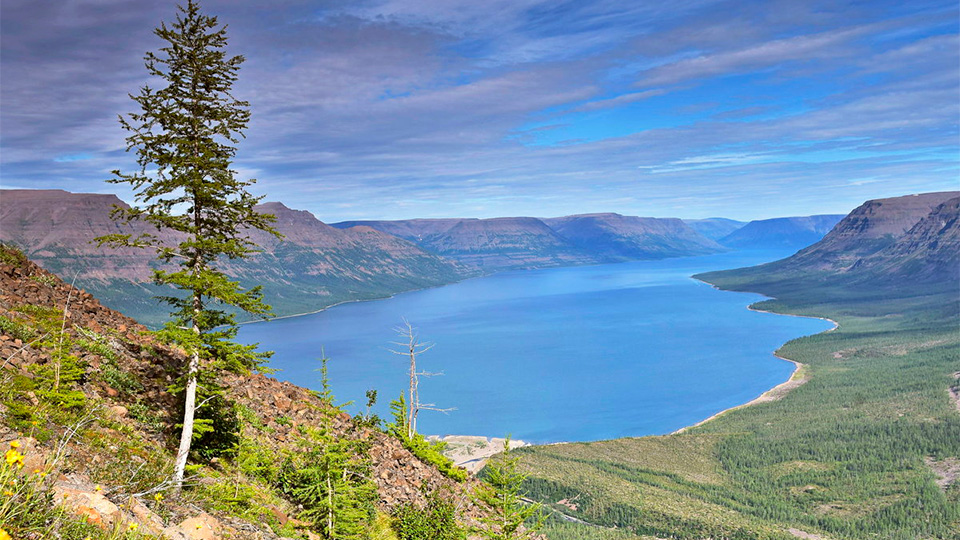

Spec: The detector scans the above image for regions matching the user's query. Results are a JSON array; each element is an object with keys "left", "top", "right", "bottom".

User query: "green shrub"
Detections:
[
  {"left": 387, "top": 394, "right": 468, "bottom": 482},
  {"left": 0, "top": 315, "right": 37, "bottom": 342},
  {"left": 392, "top": 488, "right": 467, "bottom": 540},
  {"left": 127, "top": 402, "right": 166, "bottom": 433},
  {"left": 29, "top": 274, "right": 59, "bottom": 287},
  {"left": 0, "top": 244, "right": 27, "bottom": 267},
  {"left": 98, "top": 359, "right": 144, "bottom": 397}
]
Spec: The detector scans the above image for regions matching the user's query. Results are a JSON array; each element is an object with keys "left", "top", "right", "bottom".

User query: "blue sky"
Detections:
[{"left": 1, "top": 0, "right": 957, "bottom": 221}]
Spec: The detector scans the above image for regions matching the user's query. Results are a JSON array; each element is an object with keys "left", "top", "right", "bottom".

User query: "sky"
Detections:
[{"left": 1, "top": 0, "right": 958, "bottom": 222}]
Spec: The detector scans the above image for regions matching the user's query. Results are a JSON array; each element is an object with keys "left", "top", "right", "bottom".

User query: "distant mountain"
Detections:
[
  {"left": 0, "top": 190, "right": 470, "bottom": 325},
  {"left": 698, "top": 191, "right": 960, "bottom": 302},
  {"left": 334, "top": 213, "right": 724, "bottom": 270},
  {"left": 333, "top": 219, "right": 464, "bottom": 244},
  {"left": 542, "top": 213, "right": 724, "bottom": 261},
  {"left": 717, "top": 214, "right": 845, "bottom": 249},
  {"left": 683, "top": 217, "right": 745, "bottom": 241}
]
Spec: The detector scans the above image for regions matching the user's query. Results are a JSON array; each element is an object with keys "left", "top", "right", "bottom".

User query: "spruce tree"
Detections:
[
  {"left": 280, "top": 357, "right": 377, "bottom": 539},
  {"left": 97, "top": 0, "right": 278, "bottom": 487},
  {"left": 474, "top": 439, "right": 545, "bottom": 540}
]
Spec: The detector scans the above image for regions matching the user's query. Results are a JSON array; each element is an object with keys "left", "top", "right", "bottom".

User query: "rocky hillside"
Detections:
[
  {"left": 717, "top": 214, "right": 845, "bottom": 249},
  {"left": 0, "top": 190, "right": 471, "bottom": 326},
  {"left": 335, "top": 213, "right": 724, "bottom": 270},
  {"left": 0, "top": 247, "right": 495, "bottom": 539},
  {"left": 699, "top": 191, "right": 960, "bottom": 300},
  {"left": 778, "top": 191, "right": 957, "bottom": 271},
  {"left": 848, "top": 195, "right": 960, "bottom": 284}
]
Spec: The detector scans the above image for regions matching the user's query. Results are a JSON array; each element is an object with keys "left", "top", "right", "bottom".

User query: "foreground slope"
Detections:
[
  {"left": 0, "top": 248, "right": 490, "bottom": 538},
  {"left": 0, "top": 189, "right": 470, "bottom": 326},
  {"left": 522, "top": 192, "right": 960, "bottom": 540}
]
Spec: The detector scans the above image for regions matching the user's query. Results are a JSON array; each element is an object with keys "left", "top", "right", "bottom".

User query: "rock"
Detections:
[
  {"left": 54, "top": 485, "right": 121, "bottom": 528},
  {"left": 110, "top": 405, "right": 128, "bottom": 418},
  {"left": 128, "top": 497, "right": 166, "bottom": 535},
  {"left": 164, "top": 512, "right": 222, "bottom": 540}
]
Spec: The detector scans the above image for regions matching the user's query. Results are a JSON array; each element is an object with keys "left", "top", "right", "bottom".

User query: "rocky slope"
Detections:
[
  {"left": 848, "top": 195, "right": 960, "bottom": 284},
  {"left": 0, "top": 190, "right": 470, "bottom": 326},
  {"left": 779, "top": 191, "right": 957, "bottom": 271},
  {"left": 717, "top": 214, "right": 845, "bottom": 249},
  {"left": 0, "top": 249, "right": 492, "bottom": 539},
  {"left": 699, "top": 191, "right": 960, "bottom": 299}
]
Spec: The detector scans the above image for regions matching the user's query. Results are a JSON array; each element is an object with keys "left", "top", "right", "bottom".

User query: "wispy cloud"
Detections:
[{"left": 0, "top": 0, "right": 956, "bottom": 221}]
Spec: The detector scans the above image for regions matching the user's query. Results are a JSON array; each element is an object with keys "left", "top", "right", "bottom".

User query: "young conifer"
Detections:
[
  {"left": 474, "top": 438, "right": 545, "bottom": 540},
  {"left": 97, "top": 0, "right": 278, "bottom": 488}
]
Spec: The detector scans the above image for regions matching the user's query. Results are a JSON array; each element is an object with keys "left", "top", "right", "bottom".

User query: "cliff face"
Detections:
[
  {"left": 849, "top": 196, "right": 960, "bottom": 283},
  {"left": 0, "top": 190, "right": 470, "bottom": 325},
  {"left": 717, "top": 214, "right": 845, "bottom": 249},
  {"left": 785, "top": 192, "right": 957, "bottom": 270}
]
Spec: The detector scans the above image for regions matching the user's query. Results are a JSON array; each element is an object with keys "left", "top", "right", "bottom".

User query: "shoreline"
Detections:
[
  {"left": 235, "top": 269, "right": 491, "bottom": 326},
  {"left": 673, "top": 280, "right": 838, "bottom": 435},
  {"left": 248, "top": 262, "right": 840, "bottom": 445}
]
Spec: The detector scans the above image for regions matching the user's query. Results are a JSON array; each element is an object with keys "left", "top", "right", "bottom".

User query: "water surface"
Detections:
[{"left": 237, "top": 249, "right": 832, "bottom": 443}]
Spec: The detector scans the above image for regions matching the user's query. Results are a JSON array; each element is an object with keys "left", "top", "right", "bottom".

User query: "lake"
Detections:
[{"left": 236, "top": 249, "right": 834, "bottom": 443}]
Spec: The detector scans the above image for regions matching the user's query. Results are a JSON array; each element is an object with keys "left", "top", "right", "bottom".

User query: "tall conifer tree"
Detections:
[{"left": 98, "top": 0, "right": 278, "bottom": 487}]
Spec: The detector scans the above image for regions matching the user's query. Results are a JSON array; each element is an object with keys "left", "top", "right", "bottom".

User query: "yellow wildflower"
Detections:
[
  {"left": 0, "top": 528, "right": 11, "bottom": 540},
  {"left": 3, "top": 490, "right": 13, "bottom": 497},
  {"left": 94, "top": 484, "right": 102, "bottom": 492},
  {"left": 9, "top": 441, "right": 20, "bottom": 449},
  {"left": 127, "top": 522, "right": 139, "bottom": 531},
  {"left": 4, "top": 449, "right": 24, "bottom": 468},
  {"left": 154, "top": 492, "right": 164, "bottom": 502}
]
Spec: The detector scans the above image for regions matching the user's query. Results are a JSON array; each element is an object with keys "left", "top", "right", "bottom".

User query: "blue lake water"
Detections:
[{"left": 236, "top": 249, "right": 833, "bottom": 443}]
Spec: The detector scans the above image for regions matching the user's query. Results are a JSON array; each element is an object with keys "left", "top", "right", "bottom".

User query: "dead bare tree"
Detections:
[{"left": 389, "top": 320, "right": 454, "bottom": 438}]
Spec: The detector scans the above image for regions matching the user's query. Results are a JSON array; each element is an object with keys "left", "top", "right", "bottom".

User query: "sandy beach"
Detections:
[
  {"left": 673, "top": 302, "right": 838, "bottom": 434},
  {"left": 430, "top": 435, "right": 529, "bottom": 474}
]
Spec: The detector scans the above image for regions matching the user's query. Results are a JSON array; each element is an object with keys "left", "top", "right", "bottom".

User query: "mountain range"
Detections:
[
  {"left": 1, "top": 188, "right": 853, "bottom": 326},
  {"left": 0, "top": 190, "right": 469, "bottom": 325},
  {"left": 335, "top": 213, "right": 725, "bottom": 269}
]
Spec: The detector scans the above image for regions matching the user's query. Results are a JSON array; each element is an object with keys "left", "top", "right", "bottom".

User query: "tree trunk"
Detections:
[
  {"left": 173, "top": 348, "right": 199, "bottom": 488},
  {"left": 408, "top": 342, "right": 416, "bottom": 439}
]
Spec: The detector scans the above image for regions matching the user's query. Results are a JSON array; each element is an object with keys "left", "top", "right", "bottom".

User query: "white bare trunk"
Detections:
[{"left": 173, "top": 349, "right": 199, "bottom": 488}]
